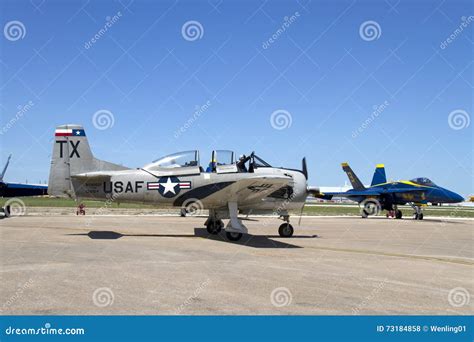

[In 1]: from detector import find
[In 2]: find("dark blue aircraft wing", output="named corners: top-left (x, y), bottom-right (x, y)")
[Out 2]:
top-left (323, 190), bottom-right (381, 198)
top-left (0, 182), bottom-right (48, 197)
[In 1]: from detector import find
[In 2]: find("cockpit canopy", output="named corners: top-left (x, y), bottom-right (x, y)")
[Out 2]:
top-left (142, 150), bottom-right (273, 174)
top-left (410, 177), bottom-right (436, 186)
top-left (144, 150), bottom-right (199, 171)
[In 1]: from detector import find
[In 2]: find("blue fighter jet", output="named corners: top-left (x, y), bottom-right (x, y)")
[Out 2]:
top-left (323, 163), bottom-right (464, 220)
top-left (0, 154), bottom-right (48, 216)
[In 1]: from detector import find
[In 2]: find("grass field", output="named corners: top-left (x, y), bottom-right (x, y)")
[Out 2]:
top-left (1, 196), bottom-right (473, 218)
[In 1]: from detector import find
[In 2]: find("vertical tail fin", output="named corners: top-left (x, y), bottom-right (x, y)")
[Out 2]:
top-left (48, 124), bottom-right (129, 197)
top-left (371, 164), bottom-right (386, 186)
top-left (0, 154), bottom-right (12, 181)
top-left (341, 162), bottom-right (365, 190)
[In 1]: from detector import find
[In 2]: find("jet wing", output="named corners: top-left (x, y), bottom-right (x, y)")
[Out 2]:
top-left (228, 175), bottom-right (292, 204)
top-left (1, 182), bottom-right (48, 197)
top-left (326, 190), bottom-right (382, 197)
top-left (325, 187), bottom-right (425, 198)
top-left (175, 175), bottom-right (292, 207)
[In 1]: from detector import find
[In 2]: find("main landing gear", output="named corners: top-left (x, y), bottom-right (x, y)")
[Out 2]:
top-left (203, 207), bottom-right (296, 241)
top-left (204, 204), bottom-right (247, 241)
top-left (386, 205), bottom-right (403, 219)
top-left (411, 204), bottom-right (424, 220)
top-left (205, 218), bottom-right (224, 235)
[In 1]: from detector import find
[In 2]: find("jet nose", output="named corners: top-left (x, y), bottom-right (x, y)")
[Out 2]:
top-left (453, 192), bottom-right (464, 203)
top-left (445, 190), bottom-right (464, 203)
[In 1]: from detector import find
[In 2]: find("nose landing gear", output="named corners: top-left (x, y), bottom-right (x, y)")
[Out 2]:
top-left (278, 215), bottom-right (294, 237)
top-left (411, 204), bottom-right (424, 220)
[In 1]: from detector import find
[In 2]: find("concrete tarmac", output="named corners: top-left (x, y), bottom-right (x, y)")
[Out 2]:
top-left (1, 215), bottom-right (472, 315)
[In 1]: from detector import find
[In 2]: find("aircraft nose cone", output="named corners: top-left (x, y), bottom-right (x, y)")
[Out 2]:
top-left (453, 192), bottom-right (464, 203)
top-left (445, 190), bottom-right (464, 203)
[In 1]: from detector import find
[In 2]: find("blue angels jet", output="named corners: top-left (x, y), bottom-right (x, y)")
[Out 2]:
top-left (323, 163), bottom-right (464, 220)
top-left (0, 154), bottom-right (48, 216)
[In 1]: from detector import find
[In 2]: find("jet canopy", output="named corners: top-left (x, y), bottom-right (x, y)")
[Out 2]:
top-left (410, 177), bottom-right (436, 186)
top-left (142, 150), bottom-right (274, 174)
top-left (144, 150), bottom-right (199, 170)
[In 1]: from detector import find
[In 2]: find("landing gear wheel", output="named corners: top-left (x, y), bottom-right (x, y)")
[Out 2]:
top-left (413, 213), bottom-right (424, 220)
top-left (395, 210), bottom-right (403, 219)
top-left (278, 223), bottom-right (294, 237)
top-left (206, 220), bottom-right (223, 235)
top-left (226, 231), bottom-right (243, 241)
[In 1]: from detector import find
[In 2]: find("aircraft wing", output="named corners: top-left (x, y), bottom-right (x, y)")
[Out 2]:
top-left (325, 187), bottom-right (425, 198)
top-left (228, 175), bottom-right (292, 204)
top-left (175, 175), bottom-right (292, 207)
top-left (326, 190), bottom-right (382, 197)
top-left (0, 182), bottom-right (48, 197)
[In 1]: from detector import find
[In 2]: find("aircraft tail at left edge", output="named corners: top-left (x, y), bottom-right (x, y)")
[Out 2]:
top-left (48, 124), bottom-right (129, 197)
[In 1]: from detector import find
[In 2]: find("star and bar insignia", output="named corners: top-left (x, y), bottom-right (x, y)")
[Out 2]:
top-left (147, 176), bottom-right (191, 198)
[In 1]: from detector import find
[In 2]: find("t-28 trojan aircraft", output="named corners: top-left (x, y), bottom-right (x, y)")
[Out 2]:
top-left (322, 163), bottom-right (464, 220)
top-left (49, 125), bottom-right (320, 241)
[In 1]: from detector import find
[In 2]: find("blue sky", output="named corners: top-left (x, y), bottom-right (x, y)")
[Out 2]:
top-left (0, 0), bottom-right (472, 195)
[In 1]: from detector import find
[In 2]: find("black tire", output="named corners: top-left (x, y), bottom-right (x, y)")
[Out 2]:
top-left (418, 213), bottom-right (424, 220)
top-left (278, 223), bottom-right (294, 237)
top-left (4, 205), bottom-right (11, 218)
top-left (395, 210), bottom-right (403, 219)
top-left (206, 220), bottom-right (222, 235)
top-left (226, 232), bottom-right (243, 241)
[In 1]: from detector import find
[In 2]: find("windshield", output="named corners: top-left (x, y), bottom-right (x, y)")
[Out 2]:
top-left (215, 150), bottom-right (234, 165)
top-left (147, 150), bottom-right (199, 169)
top-left (410, 177), bottom-right (436, 186)
top-left (253, 154), bottom-right (272, 167)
